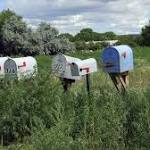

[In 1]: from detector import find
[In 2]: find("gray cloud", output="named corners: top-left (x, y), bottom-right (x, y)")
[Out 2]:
top-left (5, 0), bottom-right (150, 34)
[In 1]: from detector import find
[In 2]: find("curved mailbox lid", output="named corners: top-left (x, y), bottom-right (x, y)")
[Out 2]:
top-left (102, 45), bottom-right (134, 73)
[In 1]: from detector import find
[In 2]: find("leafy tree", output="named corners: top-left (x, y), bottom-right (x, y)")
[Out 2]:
top-left (1, 15), bottom-right (28, 55)
top-left (58, 33), bottom-right (74, 42)
top-left (0, 9), bottom-right (19, 32)
top-left (104, 32), bottom-right (117, 40)
top-left (141, 21), bottom-right (150, 46)
top-left (74, 28), bottom-right (94, 41)
top-left (80, 28), bottom-right (93, 33)
top-left (29, 23), bottom-right (75, 55)
top-left (117, 35), bottom-right (138, 47)
top-left (74, 28), bottom-right (117, 42)
top-left (0, 9), bottom-right (21, 55)
top-left (75, 41), bottom-right (87, 51)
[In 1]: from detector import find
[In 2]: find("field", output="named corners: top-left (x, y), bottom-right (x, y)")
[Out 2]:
top-left (0, 47), bottom-right (150, 150)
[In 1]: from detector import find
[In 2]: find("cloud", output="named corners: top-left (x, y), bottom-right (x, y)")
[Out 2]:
top-left (4, 0), bottom-right (150, 34)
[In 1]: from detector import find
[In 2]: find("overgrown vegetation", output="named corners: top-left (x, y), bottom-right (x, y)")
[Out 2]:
top-left (0, 47), bottom-right (149, 150)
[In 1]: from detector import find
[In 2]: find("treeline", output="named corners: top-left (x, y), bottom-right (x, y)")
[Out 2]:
top-left (0, 9), bottom-right (149, 56)
top-left (59, 22), bottom-right (150, 50)
top-left (0, 10), bottom-right (75, 56)
top-left (59, 28), bottom-right (117, 42)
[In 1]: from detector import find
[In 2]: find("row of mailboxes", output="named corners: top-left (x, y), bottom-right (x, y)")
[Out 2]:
top-left (0, 44), bottom-right (134, 92)
top-left (0, 57), bottom-right (37, 80)
top-left (52, 45), bottom-right (134, 92)
top-left (52, 45), bottom-right (134, 79)
top-left (51, 54), bottom-right (98, 93)
top-left (51, 54), bottom-right (98, 79)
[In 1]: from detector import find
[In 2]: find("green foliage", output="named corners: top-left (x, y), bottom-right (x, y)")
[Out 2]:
top-left (141, 21), bottom-right (150, 46)
top-left (117, 35), bottom-right (138, 47)
top-left (0, 47), bottom-right (149, 149)
top-left (0, 9), bottom-right (20, 33)
top-left (0, 11), bottom-right (75, 56)
top-left (104, 32), bottom-right (117, 40)
top-left (74, 28), bottom-right (117, 42)
top-left (58, 33), bottom-right (74, 42)
top-left (21, 23), bottom-right (75, 55)
top-left (0, 10), bottom-right (22, 55)
top-left (0, 74), bottom-right (63, 145)
top-left (1, 15), bottom-right (28, 55)
top-left (75, 41), bottom-right (106, 51)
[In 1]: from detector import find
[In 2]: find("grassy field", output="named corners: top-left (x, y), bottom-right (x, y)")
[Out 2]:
top-left (0, 47), bottom-right (150, 150)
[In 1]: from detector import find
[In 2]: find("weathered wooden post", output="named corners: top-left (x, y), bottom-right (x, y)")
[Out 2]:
top-left (102, 45), bottom-right (134, 93)
top-left (51, 54), bottom-right (81, 92)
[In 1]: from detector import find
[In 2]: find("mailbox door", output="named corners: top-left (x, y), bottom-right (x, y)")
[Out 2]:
top-left (51, 55), bottom-right (66, 77)
top-left (70, 63), bottom-right (79, 76)
top-left (4, 59), bottom-right (18, 80)
top-left (119, 46), bottom-right (134, 72)
top-left (102, 48), bottom-right (120, 73)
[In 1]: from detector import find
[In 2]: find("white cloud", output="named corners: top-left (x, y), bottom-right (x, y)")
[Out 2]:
top-left (4, 0), bottom-right (150, 34)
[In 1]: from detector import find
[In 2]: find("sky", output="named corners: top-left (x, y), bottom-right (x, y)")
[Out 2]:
top-left (1, 0), bottom-right (150, 35)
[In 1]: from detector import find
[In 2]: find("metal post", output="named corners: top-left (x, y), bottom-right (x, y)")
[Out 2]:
top-left (86, 74), bottom-right (90, 95)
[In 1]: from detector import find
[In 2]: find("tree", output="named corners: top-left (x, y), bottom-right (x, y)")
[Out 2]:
top-left (1, 15), bottom-right (28, 55)
top-left (74, 28), bottom-right (117, 42)
top-left (104, 32), bottom-right (117, 40)
top-left (30, 23), bottom-right (75, 55)
top-left (0, 9), bottom-right (22, 55)
top-left (75, 41), bottom-right (87, 51)
top-left (141, 21), bottom-right (150, 46)
top-left (74, 28), bottom-right (94, 41)
top-left (0, 9), bottom-right (19, 32)
top-left (58, 33), bottom-right (74, 42)
top-left (117, 35), bottom-right (138, 47)
top-left (80, 28), bottom-right (93, 33)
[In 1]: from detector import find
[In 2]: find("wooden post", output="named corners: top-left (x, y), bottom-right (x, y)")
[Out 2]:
top-left (109, 71), bottom-right (129, 93)
top-left (61, 78), bottom-right (75, 92)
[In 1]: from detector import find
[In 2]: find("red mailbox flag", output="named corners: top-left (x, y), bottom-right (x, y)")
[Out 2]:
top-left (18, 62), bottom-right (26, 68)
top-left (80, 67), bottom-right (90, 73)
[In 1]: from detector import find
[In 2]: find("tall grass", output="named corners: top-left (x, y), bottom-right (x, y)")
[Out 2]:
top-left (0, 47), bottom-right (150, 149)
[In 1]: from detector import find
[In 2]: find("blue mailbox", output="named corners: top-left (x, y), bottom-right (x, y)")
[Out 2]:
top-left (102, 45), bottom-right (134, 73)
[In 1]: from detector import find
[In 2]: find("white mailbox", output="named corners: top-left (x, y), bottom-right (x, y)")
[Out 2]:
top-left (4, 56), bottom-right (38, 80)
top-left (71, 58), bottom-right (97, 76)
top-left (51, 54), bottom-right (82, 80)
top-left (0, 57), bottom-right (8, 79)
